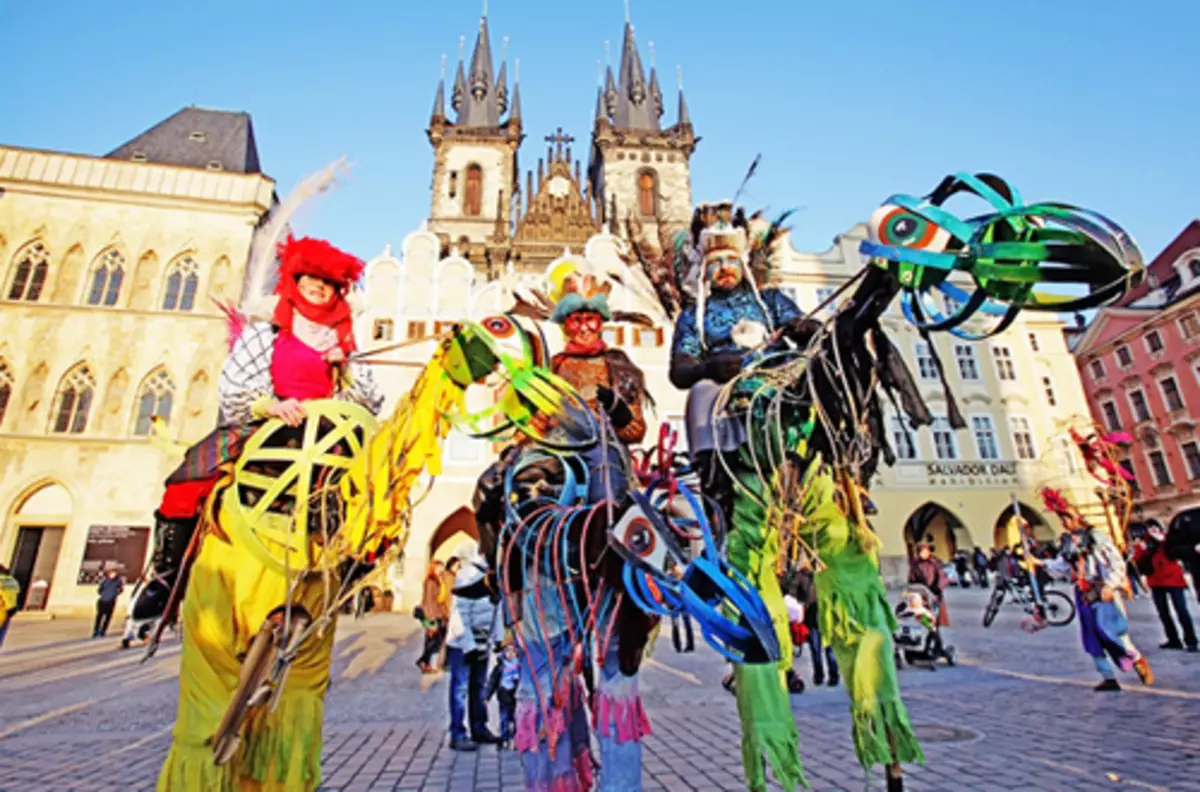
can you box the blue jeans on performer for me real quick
[447,647,491,742]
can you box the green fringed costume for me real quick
[667,211,927,791]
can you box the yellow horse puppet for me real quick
[156,315,573,791]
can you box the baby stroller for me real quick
[893,584,955,669]
[120,573,171,649]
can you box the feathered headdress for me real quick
[1039,487,1079,520]
[547,257,613,324]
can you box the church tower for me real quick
[588,15,696,253]
[427,11,523,262]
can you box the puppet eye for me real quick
[482,316,515,338]
[869,205,948,251]
[621,517,657,559]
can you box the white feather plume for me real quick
[240,156,351,319]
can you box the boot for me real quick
[130,511,198,622]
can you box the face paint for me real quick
[563,311,604,348]
[705,251,744,291]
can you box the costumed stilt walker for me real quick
[473,256,784,791]
[1040,488,1153,691]
[147,162,589,792]
[474,258,655,791]
[154,232,383,791]
[623,169,1146,791]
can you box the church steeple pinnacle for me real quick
[676,65,691,129]
[611,19,657,131]
[457,11,500,127]
[431,54,447,124]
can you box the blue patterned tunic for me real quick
[670,286,802,361]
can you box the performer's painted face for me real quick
[563,311,604,347]
[297,274,336,306]
[706,251,744,291]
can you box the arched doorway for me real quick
[428,506,479,563]
[902,503,966,561]
[992,502,1055,549]
[6,481,72,610]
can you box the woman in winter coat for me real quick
[1134,524,1198,651]
[908,543,951,626]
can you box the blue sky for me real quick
[3,0,1196,263]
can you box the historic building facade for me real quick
[1069,221,1200,523]
[0,107,274,613]
[424,10,693,275]
[359,222,1103,600]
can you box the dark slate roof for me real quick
[105,106,262,173]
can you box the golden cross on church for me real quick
[544,127,575,160]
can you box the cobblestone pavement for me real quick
[1,585,1199,791]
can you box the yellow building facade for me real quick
[358,223,1104,603]
[0,108,274,614]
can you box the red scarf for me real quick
[272,277,356,353]
[562,338,607,357]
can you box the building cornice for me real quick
[0,146,275,215]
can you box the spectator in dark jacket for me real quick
[786,558,839,687]
[1166,509,1200,603]
[973,547,989,588]
[1135,525,1198,651]
[93,568,124,638]
[908,544,950,626]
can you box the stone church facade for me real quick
[0,108,274,612]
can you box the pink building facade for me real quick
[1070,221,1200,522]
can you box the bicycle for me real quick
[982,577,1074,628]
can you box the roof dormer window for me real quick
[1189,258,1200,279]
[131,152,148,162]
[206,161,224,171]
[189,131,208,142]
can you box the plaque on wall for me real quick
[76,525,151,585]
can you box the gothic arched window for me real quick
[133,368,175,435]
[162,255,200,311]
[0,358,13,428]
[637,170,658,217]
[86,249,126,306]
[50,363,96,434]
[7,242,50,302]
[464,164,483,217]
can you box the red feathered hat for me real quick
[277,235,364,292]
[272,235,363,354]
